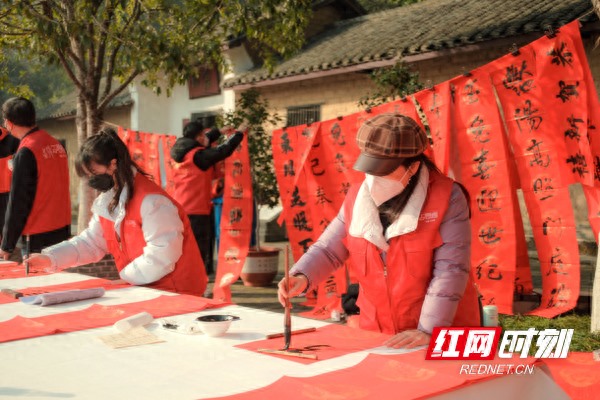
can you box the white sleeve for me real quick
[118,194,184,285]
[42,214,109,269]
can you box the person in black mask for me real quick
[25,127,207,296]
[0,97,71,259]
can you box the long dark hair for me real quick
[378,154,442,224]
[75,127,146,213]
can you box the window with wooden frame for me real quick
[188,66,221,99]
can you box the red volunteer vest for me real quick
[171,147,213,215]
[99,174,207,296]
[0,128,13,193]
[20,129,71,235]
[344,171,481,334]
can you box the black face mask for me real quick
[88,174,114,192]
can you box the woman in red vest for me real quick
[26,128,207,296]
[278,113,481,349]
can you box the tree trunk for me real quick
[75,95,103,233]
[594,0,600,47]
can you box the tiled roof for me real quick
[225,0,597,88]
[37,88,133,121]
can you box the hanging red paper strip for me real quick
[450,69,528,314]
[490,26,585,317]
[213,134,253,302]
[414,82,452,174]
[297,114,364,319]
[559,20,600,241]
[160,134,178,195]
[272,124,321,263]
[142,131,162,185]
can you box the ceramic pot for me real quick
[240,246,280,287]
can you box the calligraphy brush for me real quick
[24,235,30,276]
[283,245,291,350]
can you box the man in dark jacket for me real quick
[170,120,245,275]
[0,127,20,241]
[0,97,71,260]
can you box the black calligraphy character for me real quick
[589,118,597,131]
[526,139,550,167]
[430,92,441,118]
[231,183,243,199]
[556,80,579,103]
[548,42,573,67]
[335,153,347,172]
[564,115,584,141]
[320,218,331,229]
[330,123,346,146]
[462,79,480,104]
[280,131,293,154]
[566,152,588,178]
[315,186,332,205]
[229,207,242,224]
[290,186,306,207]
[283,160,295,177]
[478,226,503,245]
[473,149,492,180]
[487,264,503,281]
[514,277,525,295]
[476,188,501,212]
[547,284,569,308]
[232,160,243,177]
[475,262,483,280]
[594,156,600,182]
[469,115,490,144]
[514,100,542,133]
[532,177,554,201]
[310,158,325,176]
[293,211,313,232]
[340,182,350,195]
[542,216,561,235]
[547,247,568,276]
[450,83,456,103]
[502,60,534,95]
[298,238,314,253]
[323,275,337,294]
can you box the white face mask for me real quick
[365,167,412,207]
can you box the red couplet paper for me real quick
[207,348,537,400]
[213,134,253,302]
[161,134,178,195]
[414,82,452,174]
[0,294,228,343]
[236,323,391,365]
[450,69,527,314]
[540,352,600,400]
[490,22,587,317]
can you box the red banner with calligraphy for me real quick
[213,134,253,302]
[414,82,452,174]
[490,23,587,317]
[450,69,529,314]
[160,134,177,195]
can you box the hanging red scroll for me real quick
[450,68,530,314]
[213,133,253,302]
[414,82,452,174]
[160,134,177,195]
[273,123,321,263]
[490,24,588,317]
[297,114,364,319]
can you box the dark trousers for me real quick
[188,214,214,275]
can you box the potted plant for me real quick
[221,88,282,286]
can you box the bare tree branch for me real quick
[97,69,139,112]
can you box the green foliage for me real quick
[500,314,600,353]
[358,61,423,109]
[0,1,312,113]
[358,0,421,13]
[0,51,73,111]
[221,89,281,209]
